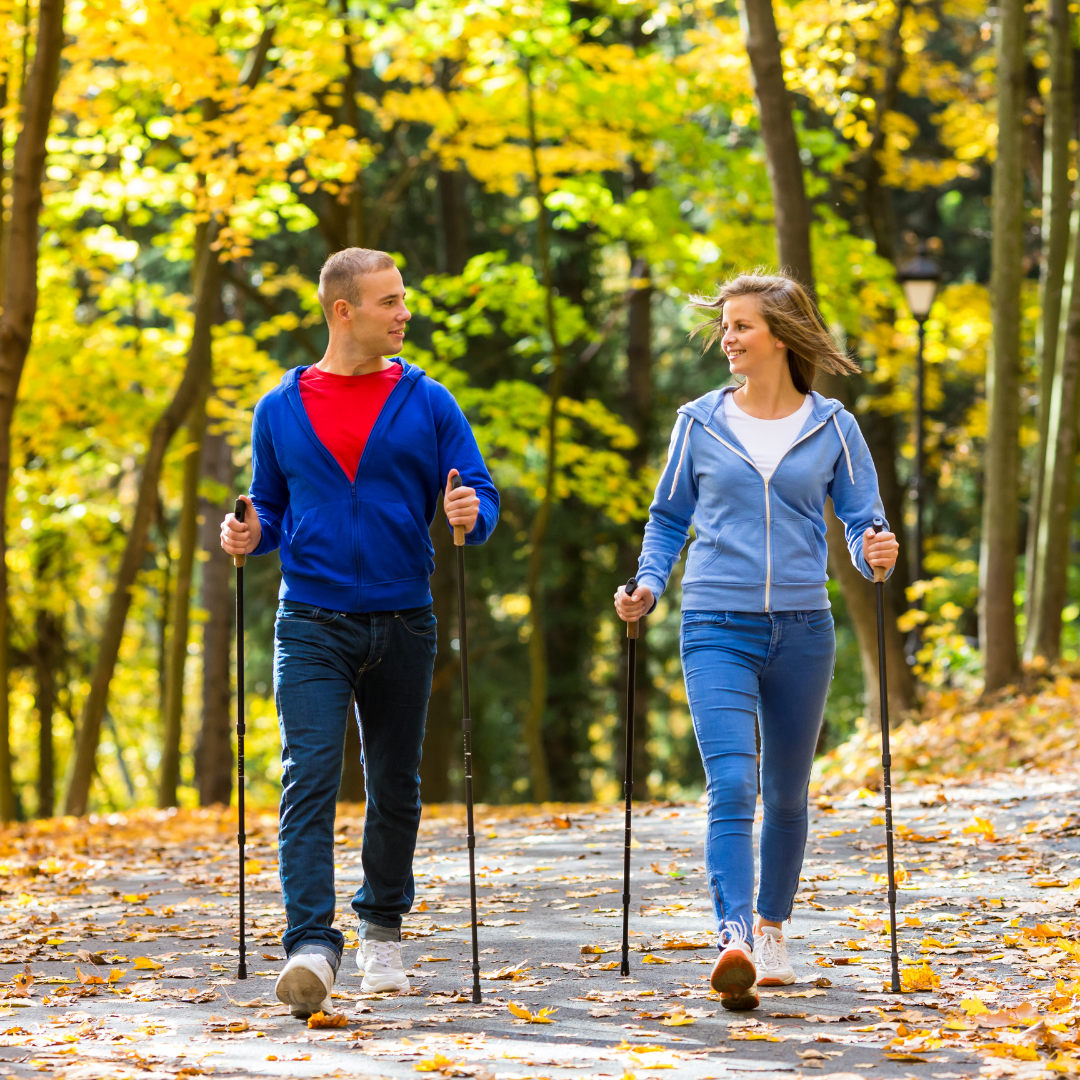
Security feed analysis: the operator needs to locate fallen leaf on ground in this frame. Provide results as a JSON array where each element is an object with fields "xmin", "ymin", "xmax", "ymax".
[
  {"xmin": 308, "ymin": 1010, "xmax": 349, "ymax": 1028},
  {"xmin": 507, "ymin": 1002, "xmax": 556, "ymax": 1023}
]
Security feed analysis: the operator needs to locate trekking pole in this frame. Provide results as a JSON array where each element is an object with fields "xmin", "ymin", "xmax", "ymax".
[
  {"xmin": 234, "ymin": 497, "xmax": 248, "ymax": 981},
  {"xmin": 872, "ymin": 517, "xmax": 901, "ymax": 993},
  {"xmin": 620, "ymin": 577, "xmax": 639, "ymax": 977},
  {"xmin": 451, "ymin": 475, "xmax": 482, "ymax": 1004}
]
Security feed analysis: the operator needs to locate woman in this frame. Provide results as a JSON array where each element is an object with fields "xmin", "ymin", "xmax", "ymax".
[{"xmin": 614, "ymin": 271, "xmax": 898, "ymax": 1011}]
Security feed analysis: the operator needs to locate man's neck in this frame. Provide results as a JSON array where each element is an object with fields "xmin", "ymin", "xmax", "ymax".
[{"xmin": 316, "ymin": 345, "xmax": 393, "ymax": 377}]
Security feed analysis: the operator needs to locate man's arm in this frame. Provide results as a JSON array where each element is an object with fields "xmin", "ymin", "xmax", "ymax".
[
  {"xmin": 434, "ymin": 388, "xmax": 499, "ymax": 544},
  {"xmin": 220, "ymin": 405, "xmax": 288, "ymax": 557}
]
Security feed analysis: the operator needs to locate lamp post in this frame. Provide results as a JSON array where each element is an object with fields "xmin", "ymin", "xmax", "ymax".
[{"xmin": 897, "ymin": 250, "xmax": 941, "ymax": 588}]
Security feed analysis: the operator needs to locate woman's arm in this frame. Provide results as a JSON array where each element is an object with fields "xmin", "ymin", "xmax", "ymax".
[
  {"xmin": 828, "ymin": 412, "xmax": 898, "ymax": 580},
  {"xmin": 616, "ymin": 413, "xmax": 697, "ymax": 619}
]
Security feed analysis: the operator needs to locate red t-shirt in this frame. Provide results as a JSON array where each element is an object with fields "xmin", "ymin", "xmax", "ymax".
[{"xmin": 298, "ymin": 363, "xmax": 403, "ymax": 482}]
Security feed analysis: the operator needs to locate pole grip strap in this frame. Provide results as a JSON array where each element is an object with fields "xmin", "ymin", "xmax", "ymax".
[
  {"xmin": 467, "ymin": 836, "xmax": 475, "ymax": 849},
  {"xmin": 462, "ymin": 717, "xmax": 472, "ymax": 732},
  {"xmin": 888, "ymin": 889, "xmax": 896, "ymax": 904},
  {"xmin": 882, "ymin": 752, "xmax": 891, "ymax": 767}
]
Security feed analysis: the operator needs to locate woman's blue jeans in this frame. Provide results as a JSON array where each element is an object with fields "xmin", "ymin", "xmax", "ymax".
[
  {"xmin": 273, "ymin": 600, "xmax": 437, "ymax": 965},
  {"xmin": 680, "ymin": 610, "xmax": 835, "ymax": 940}
]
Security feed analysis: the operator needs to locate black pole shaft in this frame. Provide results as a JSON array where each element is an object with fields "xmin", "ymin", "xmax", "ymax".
[
  {"xmin": 234, "ymin": 498, "xmax": 247, "ymax": 981},
  {"xmin": 875, "ymin": 575, "xmax": 901, "ymax": 993},
  {"xmin": 620, "ymin": 577, "xmax": 639, "ymax": 977},
  {"xmin": 451, "ymin": 476, "xmax": 482, "ymax": 1004}
]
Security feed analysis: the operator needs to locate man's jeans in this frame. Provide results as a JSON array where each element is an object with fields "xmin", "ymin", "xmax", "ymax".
[
  {"xmin": 680, "ymin": 610, "xmax": 835, "ymax": 940},
  {"xmin": 274, "ymin": 600, "xmax": 436, "ymax": 965}
]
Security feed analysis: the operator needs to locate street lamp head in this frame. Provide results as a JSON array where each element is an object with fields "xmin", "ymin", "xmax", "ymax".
[{"xmin": 897, "ymin": 250, "xmax": 942, "ymax": 321}]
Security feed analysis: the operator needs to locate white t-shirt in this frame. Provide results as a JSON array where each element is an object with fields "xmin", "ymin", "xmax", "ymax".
[{"xmin": 724, "ymin": 392, "xmax": 814, "ymax": 481}]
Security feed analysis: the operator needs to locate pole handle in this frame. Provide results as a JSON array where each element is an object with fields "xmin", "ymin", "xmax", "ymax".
[
  {"xmin": 450, "ymin": 474, "xmax": 465, "ymax": 547},
  {"xmin": 625, "ymin": 577, "xmax": 640, "ymax": 639},
  {"xmin": 233, "ymin": 498, "xmax": 247, "ymax": 569},
  {"xmin": 871, "ymin": 516, "xmax": 885, "ymax": 584}
]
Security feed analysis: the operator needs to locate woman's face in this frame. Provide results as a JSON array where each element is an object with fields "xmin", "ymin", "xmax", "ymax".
[{"xmin": 720, "ymin": 295, "xmax": 786, "ymax": 378}]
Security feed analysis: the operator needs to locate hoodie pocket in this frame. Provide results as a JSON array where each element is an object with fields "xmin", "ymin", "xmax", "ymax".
[
  {"xmin": 282, "ymin": 499, "xmax": 356, "ymax": 586},
  {"xmin": 360, "ymin": 500, "xmax": 435, "ymax": 585},
  {"xmin": 686, "ymin": 518, "xmax": 762, "ymax": 584},
  {"xmin": 771, "ymin": 514, "xmax": 827, "ymax": 585}
]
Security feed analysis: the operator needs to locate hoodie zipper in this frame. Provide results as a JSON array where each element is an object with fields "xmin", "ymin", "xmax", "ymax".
[{"xmin": 699, "ymin": 417, "xmax": 830, "ymax": 612}]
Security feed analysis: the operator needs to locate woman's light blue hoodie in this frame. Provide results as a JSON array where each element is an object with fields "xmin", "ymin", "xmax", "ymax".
[{"xmin": 637, "ymin": 385, "xmax": 890, "ymax": 613}]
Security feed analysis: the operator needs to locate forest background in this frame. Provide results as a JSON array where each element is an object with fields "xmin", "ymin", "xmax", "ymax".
[{"xmin": 0, "ymin": 0, "xmax": 1065, "ymax": 820}]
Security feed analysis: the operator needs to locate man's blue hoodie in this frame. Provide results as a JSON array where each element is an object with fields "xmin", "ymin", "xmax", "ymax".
[
  {"xmin": 249, "ymin": 358, "xmax": 499, "ymax": 613},
  {"xmin": 637, "ymin": 385, "xmax": 890, "ymax": 613}
]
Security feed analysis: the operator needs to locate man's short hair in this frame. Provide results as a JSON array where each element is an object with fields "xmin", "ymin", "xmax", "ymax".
[{"xmin": 318, "ymin": 247, "xmax": 397, "ymax": 318}]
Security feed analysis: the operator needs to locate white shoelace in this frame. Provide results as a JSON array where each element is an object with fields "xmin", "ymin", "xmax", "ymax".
[
  {"xmin": 718, "ymin": 925, "xmax": 752, "ymax": 954},
  {"xmin": 756, "ymin": 931, "xmax": 784, "ymax": 968},
  {"xmin": 369, "ymin": 939, "xmax": 402, "ymax": 970}
]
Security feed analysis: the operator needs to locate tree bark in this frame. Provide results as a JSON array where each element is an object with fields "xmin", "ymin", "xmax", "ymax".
[
  {"xmin": 0, "ymin": 0, "xmax": 65, "ymax": 822},
  {"xmin": 195, "ymin": 427, "xmax": 234, "ymax": 806},
  {"xmin": 1028, "ymin": 214, "xmax": 1080, "ymax": 660},
  {"xmin": 64, "ymin": 234, "xmax": 223, "ymax": 816},
  {"xmin": 32, "ymin": 606, "xmax": 61, "ymax": 819},
  {"xmin": 158, "ymin": 390, "xmax": 211, "ymax": 807},
  {"xmin": 1025, "ymin": 0, "xmax": 1075, "ymax": 656},
  {"xmin": 979, "ymin": 0, "xmax": 1026, "ymax": 690},
  {"xmin": 740, "ymin": 0, "xmax": 915, "ymax": 715}
]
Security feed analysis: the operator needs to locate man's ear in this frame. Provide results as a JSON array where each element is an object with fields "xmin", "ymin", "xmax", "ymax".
[{"xmin": 333, "ymin": 298, "xmax": 352, "ymax": 324}]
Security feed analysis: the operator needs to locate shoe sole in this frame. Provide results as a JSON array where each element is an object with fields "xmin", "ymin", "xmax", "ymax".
[
  {"xmin": 720, "ymin": 985, "xmax": 761, "ymax": 1011},
  {"xmin": 361, "ymin": 973, "xmax": 410, "ymax": 993},
  {"xmin": 275, "ymin": 966, "xmax": 332, "ymax": 1018},
  {"xmin": 758, "ymin": 973, "xmax": 796, "ymax": 986},
  {"xmin": 711, "ymin": 949, "xmax": 756, "ymax": 995}
]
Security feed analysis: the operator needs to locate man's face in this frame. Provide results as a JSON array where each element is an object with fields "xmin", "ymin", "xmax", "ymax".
[{"xmin": 335, "ymin": 267, "xmax": 411, "ymax": 356}]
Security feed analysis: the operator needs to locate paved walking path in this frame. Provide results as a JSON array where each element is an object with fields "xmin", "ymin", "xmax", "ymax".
[{"xmin": 0, "ymin": 774, "xmax": 1076, "ymax": 1079}]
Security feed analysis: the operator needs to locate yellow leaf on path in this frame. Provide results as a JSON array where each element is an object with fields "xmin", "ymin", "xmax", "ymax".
[
  {"xmin": 308, "ymin": 1010, "xmax": 349, "ymax": 1028},
  {"xmin": 640, "ymin": 953, "xmax": 670, "ymax": 964},
  {"xmin": 962, "ymin": 817, "xmax": 995, "ymax": 839},
  {"xmin": 884, "ymin": 1052, "xmax": 929, "ymax": 1062},
  {"xmin": 122, "ymin": 893, "xmax": 149, "ymax": 903},
  {"xmin": 659, "ymin": 1007, "xmax": 695, "ymax": 1026},
  {"xmin": 904, "ymin": 916, "xmax": 922, "ymax": 927},
  {"xmin": 207, "ymin": 1016, "xmax": 249, "ymax": 1033},
  {"xmin": 75, "ymin": 966, "xmax": 105, "ymax": 986},
  {"xmin": 415, "ymin": 900, "xmax": 429, "ymax": 912},
  {"xmin": 415, "ymin": 1053, "xmax": 462, "ymax": 1073},
  {"xmin": 107, "ymin": 969, "xmax": 125, "ymax": 983},
  {"xmin": 899, "ymin": 962, "xmax": 939, "ymax": 991},
  {"xmin": 244, "ymin": 860, "xmax": 262, "ymax": 874},
  {"xmin": 133, "ymin": 957, "xmax": 163, "ymax": 971},
  {"xmin": 507, "ymin": 1002, "xmax": 556, "ymax": 1023},
  {"xmin": 10, "ymin": 967, "xmax": 33, "ymax": 997},
  {"xmin": 960, "ymin": 998, "xmax": 989, "ymax": 1016}
]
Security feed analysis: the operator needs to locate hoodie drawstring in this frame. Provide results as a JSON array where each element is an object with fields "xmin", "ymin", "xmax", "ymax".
[
  {"xmin": 668, "ymin": 417, "xmax": 694, "ymax": 500},
  {"xmin": 832, "ymin": 414, "xmax": 854, "ymax": 485}
]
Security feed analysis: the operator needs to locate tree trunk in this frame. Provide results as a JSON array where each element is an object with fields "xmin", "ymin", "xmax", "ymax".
[
  {"xmin": 740, "ymin": 0, "xmax": 915, "ymax": 715},
  {"xmin": 979, "ymin": 0, "xmax": 1026, "ymax": 691},
  {"xmin": 64, "ymin": 233, "xmax": 223, "ymax": 817},
  {"xmin": 1028, "ymin": 213, "xmax": 1080, "ymax": 660},
  {"xmin": 0, "ymin": 0, "xmax": 65, "ymax": 822},
  {"xmin": 32, "ymin": 606, "xmax": 62, "ymax": 819},
  {"xmin": 159, "ymin": 390, "xmax": 211, "ymax": 807},
  {"xmin": 740, "ymin": 0, "xmax": 813, "ymax": 285},
  {"xmin": 195, "ymin": 427, "xmax": 234, "ymax": 806},
  {"xmin": 419, "ymin": 507, "xmax": 458, "ymax": 803},
  {"xmin": 1025, "ymin": 0, "xmax": 1075, "ymax": 654}
]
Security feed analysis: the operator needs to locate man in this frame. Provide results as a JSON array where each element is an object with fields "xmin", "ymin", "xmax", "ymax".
[{"xmin": 220, "ymin": 247, "xmax": 499, "ymax": 1018}]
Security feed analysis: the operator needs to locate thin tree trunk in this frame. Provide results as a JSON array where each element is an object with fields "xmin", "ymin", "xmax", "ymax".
[
  {"xmin": 979, "ymin": 0, "xmax": 1026, "ymax": 691},
  {"xmin": 522, "ymin": 61, "xmax": 562, "ymax": 803},
  {"xmin": 156, "ymin": 493, "xmax": 171, "ymax": 714},
  {"xmin": 0, "ymin": 0, "xmax": 65, "ymax": 822},
  {"xmin": 1025, "ymin": 0, "xmax": 1075, "ymax": 654},
  {"xmin": 1028, "ymin": 216, "xmax": 1080, "ymax": 660},
  {"xmin": 740, "ymin": 0, "xmax": 915, "ymax": 716},
  {"xmin": 158, "ymin": 390, "xmax": 211, "ymax": 807},
  {"xmin": 32, "ymin": 606, "xmax": 61, "ymax": 818},
  {"xmin": 64, "ymin": 233, "xmax": 223, "ymax": 817},
  {"xmin": 195, "ymin": 427, "xmax": 234, "ymax": 806}
]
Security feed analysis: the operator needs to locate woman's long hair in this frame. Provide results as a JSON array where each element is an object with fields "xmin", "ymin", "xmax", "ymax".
[{"xmin": 689, "ymin": 271, "xmax": 859, "ymax": 394}]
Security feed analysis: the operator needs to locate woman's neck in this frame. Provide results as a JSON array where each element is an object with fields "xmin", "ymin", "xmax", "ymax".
[{"xmin": 733, "ymin": 368, "xmax": 806, "ymax": 420}]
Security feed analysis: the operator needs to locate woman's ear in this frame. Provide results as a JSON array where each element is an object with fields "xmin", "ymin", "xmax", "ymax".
[{"xmin": 775, "ymin": 339, "xmax": 786, "ymax": 350}]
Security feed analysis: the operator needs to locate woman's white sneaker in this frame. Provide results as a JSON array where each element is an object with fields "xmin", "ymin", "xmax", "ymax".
[
  {"xmin": 357, "ymin": 938, "xmax": 410, "ymax": 993},
  {"xmin": 274, "ymin": 952, "xmax": 335, "ymax": 1018},
  {"xmin": 754, "ymin": 925, "xmax": 796, "ymax": 985}
]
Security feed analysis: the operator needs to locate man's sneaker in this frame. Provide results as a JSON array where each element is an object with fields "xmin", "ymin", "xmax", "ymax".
[
  {"xmin": 357, "ymin": 938, "xmax": 410, "ymax": 993},
  {"xmin": 754, "ymin": 925, "xmax": 796, "ymax": 986},
  {"xmin": 711, "ymin": 925, "xmax": 759, "ymax": 1011},
  {"xmin": 275, "ymin": 952, "xmax": 334, "ymax": 1019}
]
